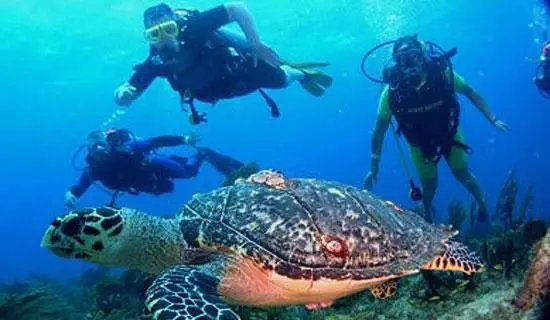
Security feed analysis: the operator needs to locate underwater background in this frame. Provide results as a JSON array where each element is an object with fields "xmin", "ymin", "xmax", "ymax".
[{"xmin": 0, "ymin": 0, "xmax": 549, "ymax": 318}]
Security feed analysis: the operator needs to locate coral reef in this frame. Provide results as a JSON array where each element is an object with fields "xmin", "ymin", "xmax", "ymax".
[
  {"xmin": 493, "ymin": 170, "xmax": 519, "ymax": 231},
  {"xmin": 517, "ymin": 185, "xmax": 535, "ymax": 225},
  {"xmin": 513, "ymin": 229, "xmax": 550, "ymax": 311},
  {"xmin": 448, "ymin": 200, "xmax": 468, "ymax": 235}
]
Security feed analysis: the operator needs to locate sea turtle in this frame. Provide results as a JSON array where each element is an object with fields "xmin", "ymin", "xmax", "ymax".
[{"xmin": 41, "ymin": 169, "xmax": 484, "ymax": 320}]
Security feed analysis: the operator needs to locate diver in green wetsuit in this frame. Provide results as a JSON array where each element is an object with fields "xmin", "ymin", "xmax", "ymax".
[{"xmin": 363, "ymin": 35, "xmax": 510, "ymax": 223}]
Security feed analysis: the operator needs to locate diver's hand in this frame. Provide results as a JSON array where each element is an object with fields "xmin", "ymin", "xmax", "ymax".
[
  {"xmin": 363, "ymin": 171, "xmax": 378, "ymax": 190},
  {"xmin": 183, "ymin": 133, "xmax": 201, "ymax": 146},
  {"xmin": 491, "ymin": 117, "xmax": 511, "ymax": 132},
  {"xmin": 65, "ymin": 191, "xmax": 78, "ymax": 209},
  {"xmin": 114, "ymin": 83, "xmax": 138, "ymax": 106},
  {"xmin": 250, "ymin": 40, "xmax": 283, "ymax": 68}
]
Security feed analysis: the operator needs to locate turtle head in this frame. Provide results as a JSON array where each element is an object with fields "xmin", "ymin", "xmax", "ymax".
[
  {"xmin": 41, "ymin": 207, "xmax": 127, "ymax": 265},
  {"xmin": 41, "ymin": 206, "xmax": 185, "ymax": 274}
]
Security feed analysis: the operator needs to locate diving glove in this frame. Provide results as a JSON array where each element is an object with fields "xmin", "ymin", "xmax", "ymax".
[
  {"xmin": 65, "ymin": 191, "xmax": 78, "ymax": 209},
  {"xmin": 114, "ymin": 83, "xmax": 138, "ymax": 106},
  {"xmin": 363, "ymin": 171, "xmax": 378, "ymax": 190}
]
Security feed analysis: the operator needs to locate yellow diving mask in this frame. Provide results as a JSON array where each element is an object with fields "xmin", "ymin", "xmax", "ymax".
[{"xmin": 144, "ymin": 20, "xmax": 179, "ymax": 44}]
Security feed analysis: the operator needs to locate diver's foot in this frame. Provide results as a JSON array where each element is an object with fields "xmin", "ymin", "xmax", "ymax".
[
  {"xmin": 305, "ymin": 300, "xmax": 334, "ymax": 310},
  {"xmin": 221, "ymin": 162, "xmax": 260, "ymax": 187}
]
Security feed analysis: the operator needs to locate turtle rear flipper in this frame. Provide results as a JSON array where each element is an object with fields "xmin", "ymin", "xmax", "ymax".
[
  {"xmin": 146, "ymin": 265, "xmax": 240, "ymax": 320},
  {"xmin": 369, "ymin": 279, "xmax": 399, "ymax": 299},
  {"xmin": 422, "ymin": 241, "xmax": 485, "ymax": 275}
]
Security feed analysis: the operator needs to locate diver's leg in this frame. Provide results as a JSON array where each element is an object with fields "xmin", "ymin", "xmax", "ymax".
[
  {"xmin": 252, "ymin": 61, "xmax": 331, "ymax": 96},
  {"xmin": 446, "ymin": 132, "xmax": 488, "ymax": 222},
  {"xmin": 411, "ymin": 146, "xmax": 438, "ymax": 223},
  {"xmin": 280, "ymin": 65, "xmax": 306, "ymax": 85},
  {"xmin": 149, "ymin": 154, "xmax": 203, "ymax": 179},
  {"xmin": 198, "ymin": 148, "xmax": 244, "ymax": 177},
  {"xmin": 250, "ymin": 61, "xmax": 299, "ymax": 89}
]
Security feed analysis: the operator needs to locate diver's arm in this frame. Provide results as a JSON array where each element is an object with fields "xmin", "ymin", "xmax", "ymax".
[
  {"xmin": 370, "ymin": 117, "xmax": 391, "ymax": 175},
  {"xmin": 369, "ymin": 87, "xmax": 392, "ymax": 175},
  {"xmin": 454, "ymin": 73, "xmax": 499, "ymax": 124},
  {"xmin": 115, "ymin": 59, "xmax": 160, "ymax": 106},
  {"xmin": 130, "ymin": 136, "xmax": 189, "ymax": 153},
  {"xmin": 185, "ymin": 3, "xmax": 260, "ymax": 44},
  {"xmin": 455, "ymin": 73, "xmax": 511, "ymax": 132},
  {"xmin": 69, "ymin": 171, "xmax": 94, "ymax": 198},
  {"xmin": 224, "ymin": 3, "xmax": 262, "ymax": 44},
  {"xmin": 127, "ymin": 59, "xmax": 159, "ymax": 94}
]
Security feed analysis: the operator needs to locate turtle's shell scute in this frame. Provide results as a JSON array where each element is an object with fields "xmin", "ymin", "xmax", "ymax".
[{"xmin": 177, "ymin": 178, "xmax": 454, "ymax": 279}]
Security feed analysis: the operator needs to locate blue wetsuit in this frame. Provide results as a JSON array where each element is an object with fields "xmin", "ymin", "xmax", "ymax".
[{"xmin": 71, "ymin": 135, "xmax": 202, "ymax": 197}]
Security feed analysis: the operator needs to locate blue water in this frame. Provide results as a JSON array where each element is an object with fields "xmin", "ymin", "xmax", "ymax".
[{"xmin": 0, "ymin": 0, "xmax": 548, "ymax": 281}]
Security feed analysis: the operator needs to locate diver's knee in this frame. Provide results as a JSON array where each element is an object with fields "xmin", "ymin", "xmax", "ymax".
[
  {"xmin": 187, "ymin": 165, "xmax": 201, "ymax": 178},
  {"xmin": 451, "ymin": 167, "xmax": 471, "ymax": 180},
  {"xmin": 420, "ymin": 178, "xmax": 438, "ymax": 193}
]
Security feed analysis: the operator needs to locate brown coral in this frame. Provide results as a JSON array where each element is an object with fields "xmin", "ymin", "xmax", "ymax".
[{"xmin": 513, "ymin": 229, "xmax": 550, "ymax": 310}]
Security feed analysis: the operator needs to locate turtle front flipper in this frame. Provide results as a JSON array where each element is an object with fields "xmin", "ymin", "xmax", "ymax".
[
  {"xmin": 369, "ymin": 279, "xmax": 399, "ymax": 299},
  {"xmin": 146, "ymin": 265, "xmax": 240, "ymax": 320},
  {"xmin": 422, "ymin": 241, "xmax": 485, "ymax": 275}
]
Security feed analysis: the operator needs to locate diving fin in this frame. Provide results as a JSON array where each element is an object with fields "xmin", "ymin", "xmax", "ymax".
[
  {"xmin": 297, "ymin": 68, "xmax": 334, "ymax": 97},
  {"xmin": 283, "ymin": 61, "xmax": 333, "ymax": 96},
  {"xmin": 284, "ymin": 61, "xmax": 331, "ymax": 69},
  {"xmin": 301, "ymin": 68, "xmax": 334, "ymax": 88}
]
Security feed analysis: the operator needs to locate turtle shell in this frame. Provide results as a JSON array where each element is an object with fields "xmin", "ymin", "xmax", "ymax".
[{"xmin": 177, "ymin": 176, "xmax": 456, "ymax": 281}]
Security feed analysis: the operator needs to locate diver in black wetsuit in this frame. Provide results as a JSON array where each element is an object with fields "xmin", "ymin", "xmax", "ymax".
[
  {"xmin": 65, "ymin": 128, "xmax": 246, "ymax": 208},
  {"xmin": 113, "ymin": 2, "xmax": 333, "ymax": 124}
]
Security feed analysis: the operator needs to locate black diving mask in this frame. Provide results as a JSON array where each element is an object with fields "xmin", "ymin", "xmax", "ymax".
[{"xmin": 394, "ymin": 47, "xmax": 424, "ymax": 78}]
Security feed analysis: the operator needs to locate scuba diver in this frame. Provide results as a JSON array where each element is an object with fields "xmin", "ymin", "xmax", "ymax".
[
  {"xmin": 65, "ymin": 128, "xmax": 248, "ymax": 208},
  {"xmin": 534, "ymin": 40, "xmax": 550, "ymax": 97},
  {"xmin": 362, "ymin": 35, "xmax": 510, "ymax": 224},
  {"xmin": 114, "ymin": 2, "xmax": 333, "ymax": 124}
]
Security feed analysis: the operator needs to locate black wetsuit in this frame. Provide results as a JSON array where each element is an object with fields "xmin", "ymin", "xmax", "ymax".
[
  {"xmin": 71, "ymin": 136, "xmax": 204, "ymax": 197},
  {"xmin": 129, "ymin": 6, "xmax": 287, "ymax": 105},
  {"xmin": 70, "ymin": 136, "xmax": 244, "ymax": 197}
]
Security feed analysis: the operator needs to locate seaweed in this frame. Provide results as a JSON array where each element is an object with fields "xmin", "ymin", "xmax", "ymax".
[
  {"xmin": 448, "ymin": 200, "xmax": 468, "ymax": 236},
  {"xmin": 0, "ymin": 288, "xmax": 73, "ymax": 320},
  {"xmin": 493, "ymin": 170, "xmax": 519, "ymax": 231}
]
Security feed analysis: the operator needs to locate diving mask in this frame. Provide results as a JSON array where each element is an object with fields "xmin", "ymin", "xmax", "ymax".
[
  {"xmin": 394, "ymin": 47, "xmax": 424, "ymax": 77},
  {"xmin": 87, "ymin": 139, "xmax": 110, "ymax": 160},
  {"xmin": 144, "ymin": 20, "xmax": 179, "ymax": 44}
]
